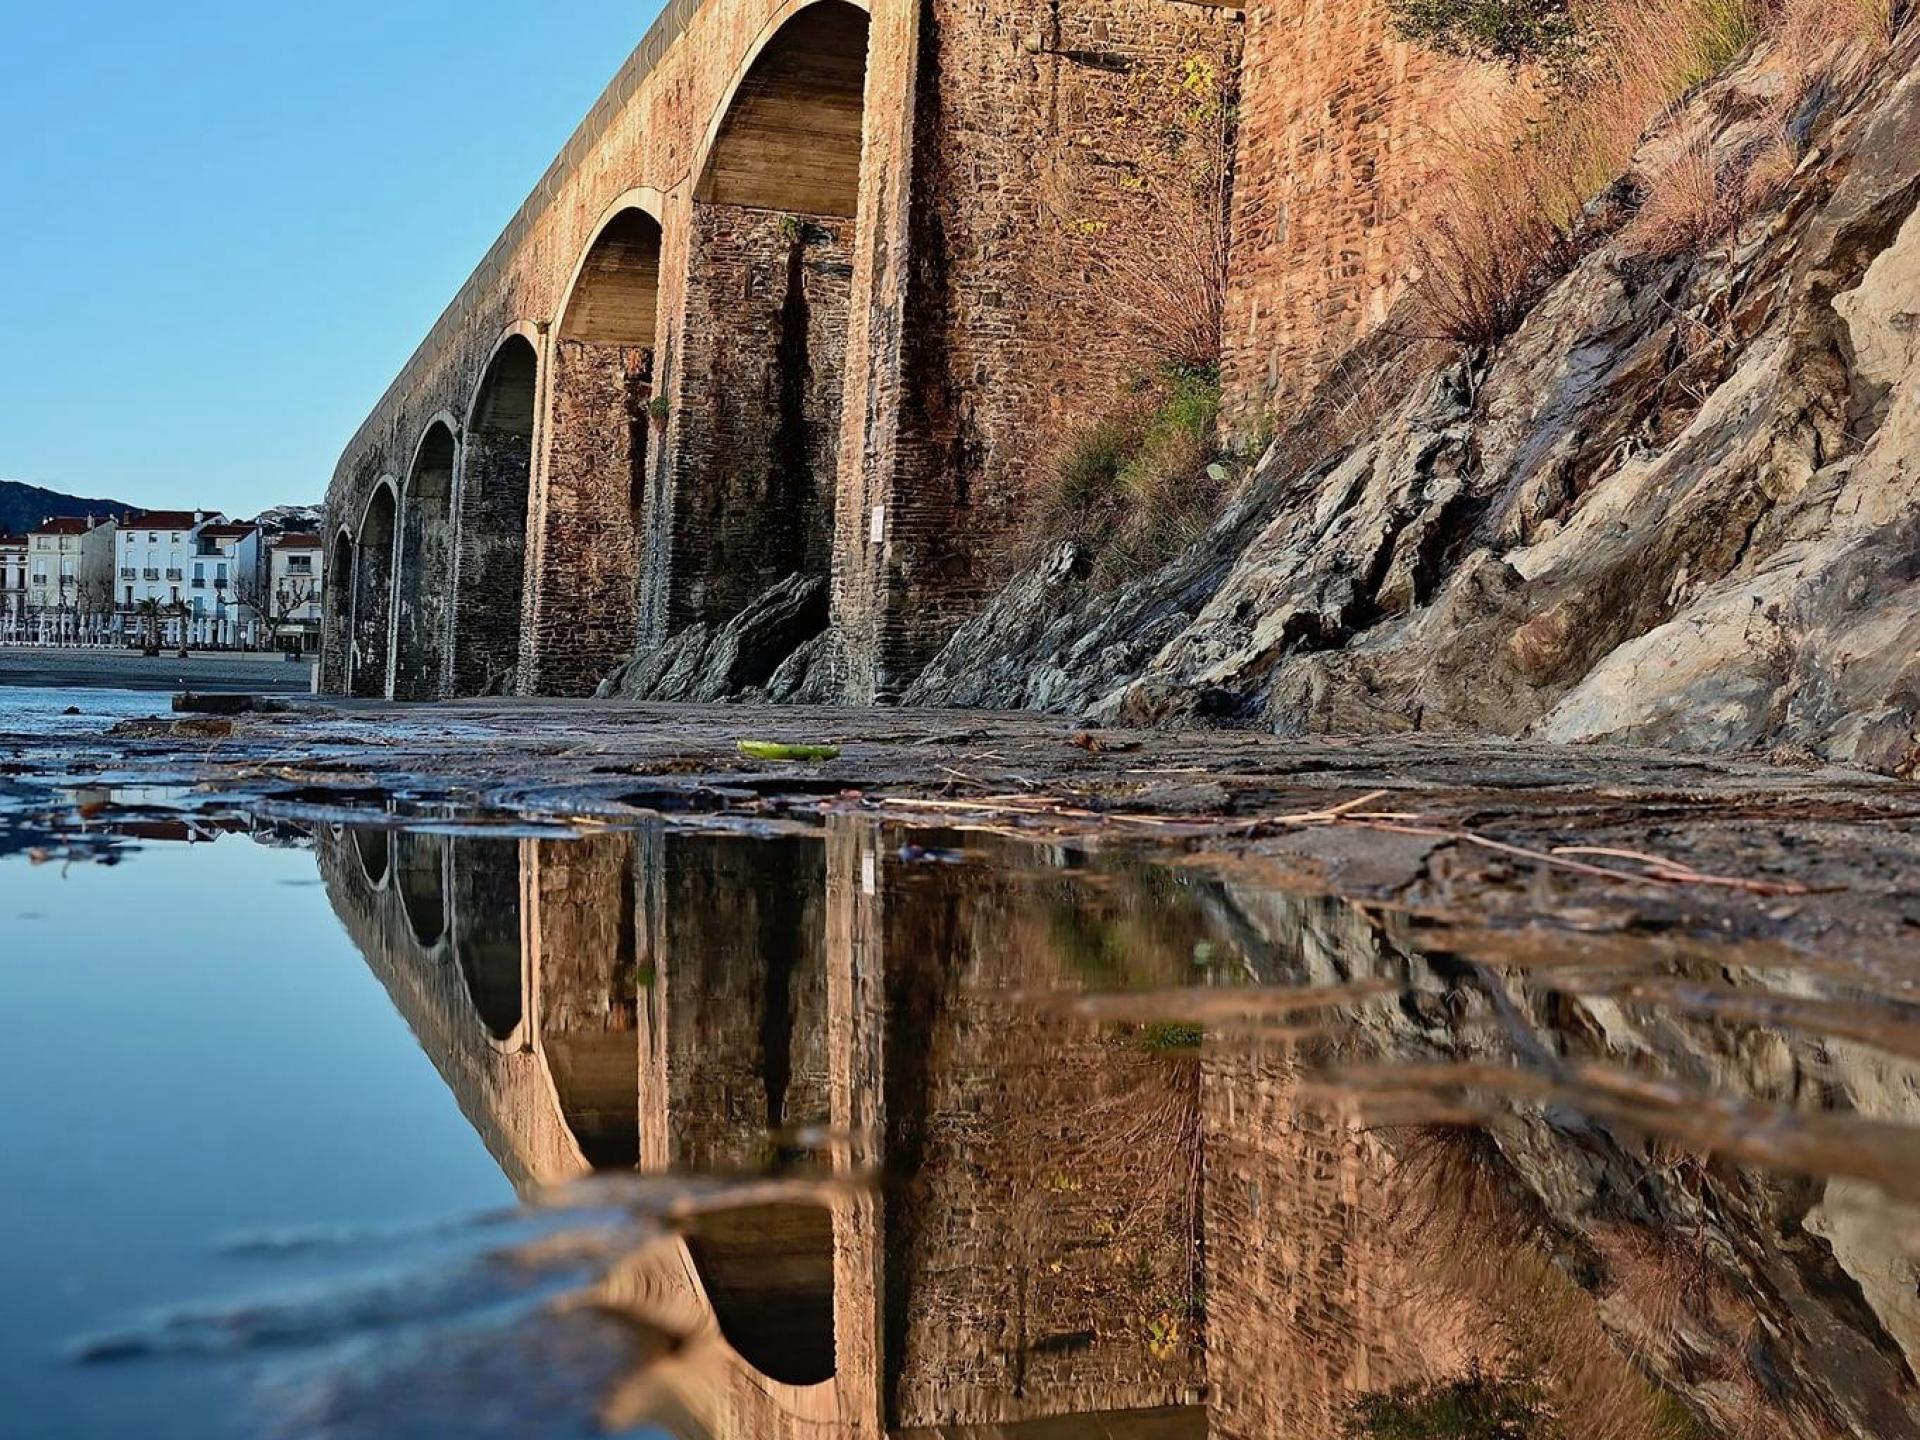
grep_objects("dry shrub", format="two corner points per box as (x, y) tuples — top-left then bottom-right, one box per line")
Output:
(1089, 174), (1232, 375)
(1050, 54), (1235, 374)
(1387, 1127), (1709, 1440)
(1412, 0), (1813, 344)
(1413, 162), (1584, 346)
(1627, 138), (1743, 257)
(1769, 0), (1898, 62)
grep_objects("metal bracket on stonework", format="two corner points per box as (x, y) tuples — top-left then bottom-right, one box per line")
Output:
(1019, 34), (1137, 72)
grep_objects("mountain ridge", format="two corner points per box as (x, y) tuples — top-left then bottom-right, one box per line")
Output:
(0, 480), (133, 537)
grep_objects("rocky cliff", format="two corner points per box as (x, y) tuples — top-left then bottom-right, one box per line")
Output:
(911, 21), (1920, 774)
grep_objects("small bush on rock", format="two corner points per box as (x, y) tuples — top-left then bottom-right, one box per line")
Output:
(1390, 0), (1591, 73)
(1045, 367), (1230, 586)
(1342, 1369), (1555, 1439)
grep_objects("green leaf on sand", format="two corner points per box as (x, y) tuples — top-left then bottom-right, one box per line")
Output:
(738, 740), (843, 762)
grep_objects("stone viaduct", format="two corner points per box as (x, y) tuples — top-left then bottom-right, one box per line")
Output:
(323, 0), (1490, 703)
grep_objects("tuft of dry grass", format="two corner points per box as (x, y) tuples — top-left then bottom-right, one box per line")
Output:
(1413, 0), (1897, 344)
(1627, 138), (1743, 257)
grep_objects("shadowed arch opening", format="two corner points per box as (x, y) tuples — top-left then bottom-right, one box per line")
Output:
(455, 337), (538, 697)
(350, 485), (398, 698)
(451, 837), (524, 1042)
(394, 832), (449, 948)
(666, 0), (868, 658)
(395, 425), (457, 700)
(530, 209), (665, 696)
(351, 827), (390, 889)
(325, 529), (354, 691)
(684, 1202), (835, 1387)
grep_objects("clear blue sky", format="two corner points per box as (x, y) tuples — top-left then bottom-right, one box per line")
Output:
(0, 0), (668, 519)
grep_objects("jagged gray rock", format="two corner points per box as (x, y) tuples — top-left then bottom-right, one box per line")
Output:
(910, 27), (1920, 774)
(599, 574), (827, 703)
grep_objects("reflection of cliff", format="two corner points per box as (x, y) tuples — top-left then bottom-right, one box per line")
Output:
(319, 821), (1920, 1439)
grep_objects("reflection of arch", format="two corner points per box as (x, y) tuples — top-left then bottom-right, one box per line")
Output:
(394, 832), (449, 949)
(683, 1203), (836, 1388)
(454, 332), (539, 697)
(350, 480), (399, 699)
(669, 0), (868, 639)
(530, 207), (666, 695)
(452, 837), (525, 1044)
(395, 421), (458, 700)
(351, 826), (390, 889)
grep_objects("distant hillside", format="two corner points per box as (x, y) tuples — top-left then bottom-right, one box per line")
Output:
(0, 480), (132, 537)
(253, 504), (324, 536)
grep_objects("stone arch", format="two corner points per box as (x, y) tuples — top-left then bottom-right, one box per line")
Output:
(528, 206), (666, 695)
(394, 831), (449, 949)
(350, 480), (399, 699)
(451, 836), (526, 1045)
(395, 421), (458, 700)
(454, 332), (539, 697)
(664, 0), (868, 647)
(324, 527), (355, 691)
(682, 1202), (837, 1388)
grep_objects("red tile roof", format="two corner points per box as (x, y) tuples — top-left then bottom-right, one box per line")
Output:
(272, 533), (324, 550)
(124, 511), (216, 530)
(199, 523), (259, 540)
(31, 516), (99, 536)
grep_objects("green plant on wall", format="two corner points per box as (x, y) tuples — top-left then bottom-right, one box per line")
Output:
(1342, 1369), (1555, 1438)
(1388, 0), (1590, 74)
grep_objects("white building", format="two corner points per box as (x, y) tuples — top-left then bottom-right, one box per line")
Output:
(264, 533), (326, 654)
(0, 535), (25, 641)
(115, 510), (224, 649)
(27, 515), (117, 646)
(189, 521), (266, 648)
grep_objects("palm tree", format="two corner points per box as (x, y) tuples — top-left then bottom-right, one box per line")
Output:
(135, 597), (162, 657)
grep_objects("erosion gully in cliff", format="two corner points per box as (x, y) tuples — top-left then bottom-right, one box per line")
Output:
(9, 695), (1920, 1437)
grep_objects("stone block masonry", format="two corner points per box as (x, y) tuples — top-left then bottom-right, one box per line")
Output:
(324, 0), (1493, 703)
(669, 207), (852, 631)
(1219, 0), (1514, 432)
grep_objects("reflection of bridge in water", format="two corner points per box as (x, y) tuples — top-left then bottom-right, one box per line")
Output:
(318, 821), (1920, 1440)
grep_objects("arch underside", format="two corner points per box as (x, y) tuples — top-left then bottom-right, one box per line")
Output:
(667, 0), (870, 652)
(534, 209), (666, 696)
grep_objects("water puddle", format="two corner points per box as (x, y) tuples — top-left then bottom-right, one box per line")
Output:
(8, 803), (1920, 1437)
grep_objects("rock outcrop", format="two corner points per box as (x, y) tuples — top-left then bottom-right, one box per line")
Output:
(599, 574), (830, 704)
(911, 23), (1920, 773)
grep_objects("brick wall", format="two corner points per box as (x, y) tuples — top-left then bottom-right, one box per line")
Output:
(668, 207), (853, 629)
(453, 338), (537, 696)
(394, 429), (456, 701)
(325, 0), (1501, 700)
(641, 832), (832, 1174)
(1219, 0), (1508, 430)
(526, 337), (654, 696)
(349, 485), (396, 698)
(839, 0), (1246, 697)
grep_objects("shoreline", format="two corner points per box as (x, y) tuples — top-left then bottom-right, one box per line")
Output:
(4, 696), (1917, 970)
(0, 646), (316, 694)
